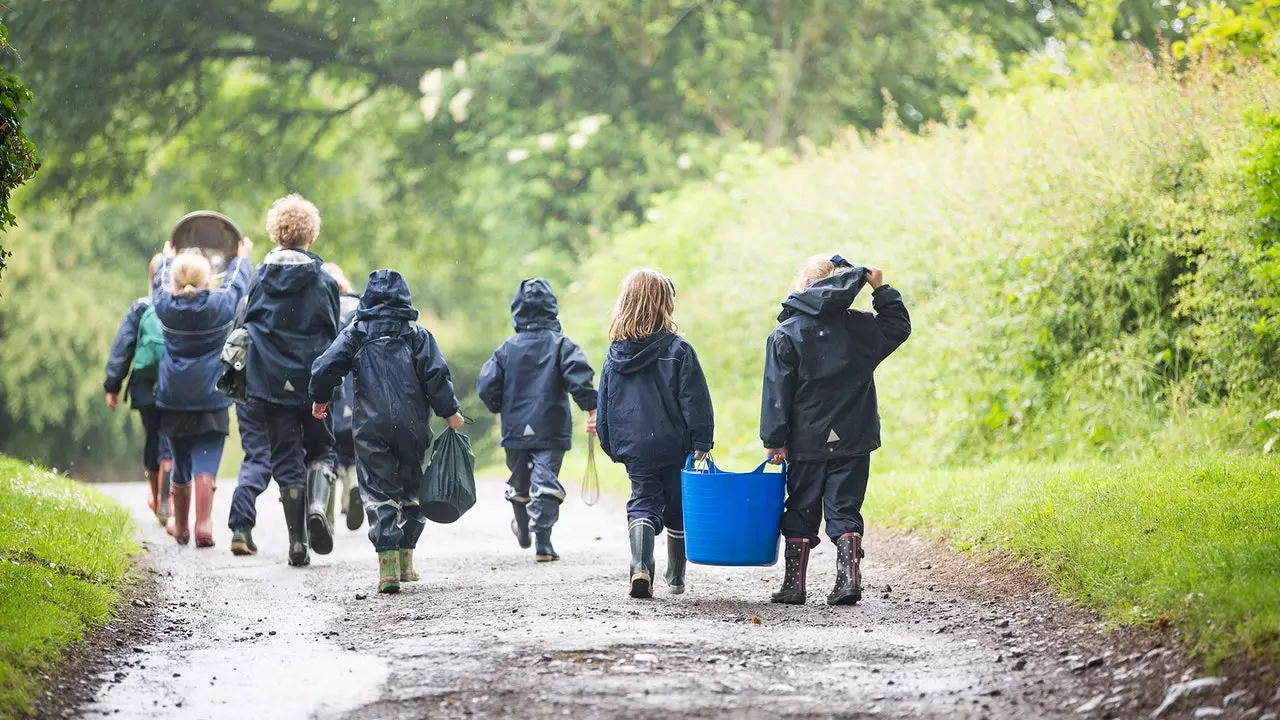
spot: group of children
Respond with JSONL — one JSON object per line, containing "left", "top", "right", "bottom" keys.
{"left": 108, "top": 195, "right": 911, "bottom": 602}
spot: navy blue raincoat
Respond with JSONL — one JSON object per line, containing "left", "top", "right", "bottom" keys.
{"left": 242, "top": 248, "right": 340, "bottom": 406}
{"left": 476, "top": 279, "right": 597, "bottom": 451}
{"left": 596, "top": 331, "right": 714, "bottom": 468}
{"left": 759, "top": 269, "right": 911, "bottom": 461}
{"left": 310, "top": 270, "right": 461, "bottom": 458}
{"left": 104, "top": 297, "right": 159, "bottom": 408}
{"left": 151, "top": 256, "right": 252, "bottom": 412}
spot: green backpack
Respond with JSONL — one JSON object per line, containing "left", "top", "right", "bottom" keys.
{"left": 132, "top": 304, "right": 165, "bottom": 380}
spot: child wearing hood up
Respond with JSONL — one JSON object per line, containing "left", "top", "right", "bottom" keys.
{"left": 594, "top": 269, "right": 714, "bottom": 599}
{"left": 477, "top": 278, "right": 598, "bottom": 562}
{"left": 760, "top": 255, "right": 911, "bottom": 606}
{"left": 310, "top": 269, "right": 465, "bottom": 594}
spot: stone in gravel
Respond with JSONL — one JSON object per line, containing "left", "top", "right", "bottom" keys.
{"left": 919, "top": 562, "right": 932, "bottom": 570}
{"left": 1192, "top": 709, "right": 1224, "bottom": 718}
{"left": 132, "top": 599, "right": 146, "bottom": 609}
{"left": 1259, "top": 714, "right": 1277, "bottom": 720}
{"left": 1223, "top": 691, "right": 1251, "bottom": 706}
{"left": 633, "top": 653, "right": 658, "bottom": 664}
{"left": 354, "top": 593, "right": 368, "bottom": 600}
{"left": 767, "top": 684, "right": 796, "bottom": 694}
{"left": 884, "top": 585, "right": 892, "bottom": 592}
{"left": 1076, "top": 693, "right": 1105, "bottom": 713}
{"left": 1152, "top": 677, "right": 1226, "bottom": 718}
{"left": 1012, "top": 659, "right": 1027, "bottom": 671}
{"left": 1086, "top": 656, "right": 1104, "bottom": 668}
{"left": 995, "top": 619, "right": 1010, "bottom": 628}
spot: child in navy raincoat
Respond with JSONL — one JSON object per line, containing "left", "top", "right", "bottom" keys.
{"left": 477, "top": 279, "right": 597, "bottom": 563}
{"left": 310, "top": 270, "right": 465, "bottom": 594}
{"left": 595, "top": 269, "right": 714, "bottom": 599}
{"left": 104, "top": 253, "right": 172, "bottom": 524}
{"left": 152, "top": 238, "right": 253, "bottom": 547}
{"left": 241, "top": 194, "right": 341, "bottom": 567}
{"left": 760, "top": 255, "right": 911, "bottom": 606}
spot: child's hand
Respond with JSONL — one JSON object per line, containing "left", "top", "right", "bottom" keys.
{"left": 447, "top": 413, "right": 465, "bottom": 431}
{"left": 865, "top": 266, "right": 884, "bottom": 289}
{"left": 312, "top": 402, "right": 328, "bottom": 420}
{"left": 766, "top": 447, "right": 788, "bottom": 465}
{"left": 585, "top": 409, "right": 597, "bottom": 436}
{"left": 693, "top": 450, "right": 709, "bottom": 463}
{"left": 105, "top": 393, "right": 119, "bottom": 410}
{"left": 238, "top": 236, "right": 254, "bottom": 258}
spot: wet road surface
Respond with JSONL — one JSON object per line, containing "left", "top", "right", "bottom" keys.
{"left": 75, "top": 479, "right": 1269, "bottom": 719}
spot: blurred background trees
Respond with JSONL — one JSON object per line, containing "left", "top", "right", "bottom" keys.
{"left": 3, "top": 0, "right": 1275, "bottom": 478}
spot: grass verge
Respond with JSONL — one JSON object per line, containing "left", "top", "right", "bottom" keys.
{"left": 0, "top": 456, "right": 135, "bottom": 718}
{"left": 869, "top": 451, "right": 1280, "bottom": 666}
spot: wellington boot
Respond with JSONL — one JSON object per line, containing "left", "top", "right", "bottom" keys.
{"left": 193, "top": 474, "right": 216, "bottom": 548}
{"left": 344, "top": 468, "right": 363, "bottom": 531}
{"left": 826, "top": 532, "right": 863, "bottom": 606}
{"left": 664, "top": 530, "right": 687, "bottom": 595}
{"left": 230, "top": 528, "right": 258, "bottom": 556}
{"left": 628, "top": 519, "right": 656, "bottom": 599}
{"left": 281, "top": 486, "right": 310, "bottom": 567}
{"left": 511, "top": 501, "right": 532, "bottom": 549}
{"left": 378, "top": 550, "right": 401, "bottom": 593}
{"left": 399, "top": 549, "right": 420, "bottom": 582}
{"left": 171, "top": 484, "right": 192, "bottom": 546}
{"left": 305, "top": 464, "right": 335, "bottom": 555}
{"left": 534, "top": 530, "right": 559, "bottom": 562}
{"left": 771, "top": 538, "right": 810, "bottom": 605}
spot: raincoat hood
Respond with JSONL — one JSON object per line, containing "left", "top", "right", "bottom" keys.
{"left": 779, "top": 268, "right": 868, "bottom": 322}
{"left": 511, "top": 278, "right": 561, "bottom": 332}
{"left": 607, "top": 331, "right": 675, "bottom": 374}
{"left": 259, "top": 248, "right": 325, "bottom": 296}
{"left": 357, "top": 269, "right": 419, "bottom": 322}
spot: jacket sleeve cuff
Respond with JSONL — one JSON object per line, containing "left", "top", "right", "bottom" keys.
{"left": 872, "top": 284, "right": 893, "bottom": 295}
{"left": 577, "top": 396, "right": 599, "bottom": 412}
{"left": 763, "top": 441, "right": 785, "bottom": 450}
{"left": 693, "top": 441, "right": 713, "bottom": 453}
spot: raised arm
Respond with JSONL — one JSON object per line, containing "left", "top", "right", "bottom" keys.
{"left": 871, "top": 284, "right": 911, "bottom": 360}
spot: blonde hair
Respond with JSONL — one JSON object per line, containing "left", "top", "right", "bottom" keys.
{"left": 171, "top": 250, "right": 213, "bottom": 297}
{"left": 608, "top": 268, "right": 678, "bottom": 341}
{"left": 266, "top": 194, "right": 321, "bottom": 250}
{"left": 322, "top": 262, "right": 354, "bottom": 293}
{"left": 791, "top": 254, "right": 859, "bottom": 292}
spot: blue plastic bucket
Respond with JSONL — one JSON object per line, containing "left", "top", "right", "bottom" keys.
{"left": 680, "top": 455, "right": 785, "bottom": 567}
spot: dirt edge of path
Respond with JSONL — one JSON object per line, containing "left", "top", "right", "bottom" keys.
{"left": 875, "top": 525, "right": 1280, "bottom": 718}
{"left": 27, "top": 542, "right": 164, "bottom": 720}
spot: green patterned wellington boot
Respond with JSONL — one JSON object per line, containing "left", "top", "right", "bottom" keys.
{"left": 378, "top": 550, "right": 401, "bottom": 594}
{"left": 399, "top": 550, "right": 420, "bottom": 582}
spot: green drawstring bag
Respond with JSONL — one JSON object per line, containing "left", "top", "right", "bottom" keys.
{"left": 420, "top": 428, "right": 477, "bottom": 523}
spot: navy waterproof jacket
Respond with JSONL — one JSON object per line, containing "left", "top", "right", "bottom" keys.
{"left": 151, "top": 256, "right": 252, "bottom": 412}
{"left": 243, "top": 248, "right": 340, "bottom": 407}
{"left": 476, "top": 279, "right": 597, "bottom": 451}
{"left": 310, "top": 270, "right": 461, "bottom": 457}
{"left": 104, "top": 297, "right": 159, "bottom": 408}
{"left": 760, "top": 269, "right": 911, "bottom": 461}
{"left": 331, "top": 292, "right": 361, "bottom": 434}
{"left": 597, "top": 331, "right": 714, "bottom": 468}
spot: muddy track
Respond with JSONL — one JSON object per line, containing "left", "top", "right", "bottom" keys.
{"left": 55, "top": 479, "right": 1277, "bottom": 720}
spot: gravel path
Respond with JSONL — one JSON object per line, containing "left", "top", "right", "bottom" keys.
{"left": 55, "top": 479, "right": 1275, "bottom": 720}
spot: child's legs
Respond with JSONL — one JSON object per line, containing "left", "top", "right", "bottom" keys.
{"left": 527, "top": 450, "right": 566, "bottom": 532}
{"left": 781, "top": 460, "right": 825, "bottom": 546}
{"left": 230, "top": 401, "right": 272, "bottom": 530}
{"left": 625, "top": 463, "right": 672, "bottom": 535}
{"left": 504, "top": 450, "right": 533, "bottom": 503}
{"left": 138, "top": 406, "right": 162, "bottom": 472}
{"left": 397, "top": 452, "right": 427, "bottom": 550}
{"left": 169, "top": 435, "right": 195, "bottom": 487}
{"left": 263, "top": 403, "right": 307, "bottom": 489}
{"left": 357, "top": 439, "right": 404, "bottom": 552}
{"left": 300, "top": 411, "right": 337, "bottom": 470}
{"left": 822, "top": 454, "right": 869, "bottom": 542}
{"left": 335, "top": 429, "right": 357, "bottom": 471}
{"left": 188, "top": 432, "right": 226, "bottom": 478}
{"left": 660, "top": 464, "right": 684, "bottom": 534}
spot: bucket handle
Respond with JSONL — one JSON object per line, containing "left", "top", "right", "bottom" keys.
{"left": 683, "top": 453, "right": 721, "bottom": 473}
{"left": 751, "top": 459, "right": 788, "bottom": 476}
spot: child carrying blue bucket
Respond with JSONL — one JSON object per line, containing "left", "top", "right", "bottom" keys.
{"left": 760, "top": 256, "right": 911, "bottom": 606}
{"left": 592, "top": 269, "right": 715, "bottom": 599}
